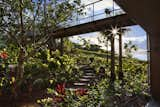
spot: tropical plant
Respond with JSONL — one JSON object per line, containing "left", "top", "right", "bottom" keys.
{"left": 99, "top": 31, "right": 110, "bottom": 64}
{"left": 78, "top": 37, "right": 91, "bottom": 50}
{"left": 124, "top": 41, "right": 138, "bottom": 58}
{"left": 0, "top": 0, "right": 82, "bottom": 80}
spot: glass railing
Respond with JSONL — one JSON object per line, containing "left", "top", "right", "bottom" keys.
{"left": 57, "top": 0, "right": 125, "bottom": 28}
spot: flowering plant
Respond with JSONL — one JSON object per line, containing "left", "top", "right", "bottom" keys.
{"left": 55, "top": 83, "right": 66, "bottom": 95}
{"left": 0, "top": 51, "right": 8, "bottom": 64}
{"left": 0, "top": 50, "right": 9, "bottom": 73}
{"left": 37, "top": 97, "right": 53, "bottom": 107}
{"left": 0, "top": 51, "right": 8, "bottom": 60}
{"left": 75, "top": 88, "right": 88, "bottom": 96}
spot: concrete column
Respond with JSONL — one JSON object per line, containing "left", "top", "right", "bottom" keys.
{"left": 150, "top": 32, "right": 160, "bottom": 102}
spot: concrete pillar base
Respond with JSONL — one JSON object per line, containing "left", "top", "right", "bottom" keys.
{"left": 146, "top": 99, "right": 160, "bottom": 107}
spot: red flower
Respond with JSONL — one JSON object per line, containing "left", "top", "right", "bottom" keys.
{"left": 75, "top": 88, "right": 88, "bottom": 96}
{"left": 55, "top": 83, "right": 66, "bottom": 95}
{"left": 0, "top": 52, "right": 8, "bottom": 59}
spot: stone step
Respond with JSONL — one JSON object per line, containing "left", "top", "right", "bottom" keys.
{"left": 73, "top": 82, "right": 88, "bottom": 86}
{"left": 65, "top": 88, "right": 77, "bottom": 91}
{"left": 79, "top": 78, "right": 91, "bottom": 82}
{"left": 80, "top": 67, "right": 94, "bottom": 71}
{"left": 84, "top": 70, "right": 95, "bottom": 73}
{"left": 71, "top": 85, "right": 88, "bottom": 89}
{"left": 84, "top": 73, "right": 95, "bottom": 76}
{"left": 66, "top": 84, "right": 88, "bottom": 89}
{"left": 73, "top": 82, "right": 91, "bottom": 88}
{"left": 65, "top": 87, "right": 88, "bottom": 91}
{"left": 82, "top": 75, "right": 95, "bottom": 79}
{"left": 84, "top": 69, "right": 94, "bottom": 71}
{"left": 66, "top": 66, "right": 96, "bottom": 90}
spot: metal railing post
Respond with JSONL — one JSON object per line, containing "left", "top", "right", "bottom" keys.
{"left": 113, "top": 0, "right": 115, "bottom": 16}
{"left": 76, "top": 9, "right": 79, "bottom": 25}
{"left": 93, "top": 3, "right": 94, "bottom": 21}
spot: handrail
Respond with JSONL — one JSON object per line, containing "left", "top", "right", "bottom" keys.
{"left": 77, "top": 9, "right": 123, "bottom": 22}
{"left": 76, "top": 0, "right": 103, "bottom": 10}
{"left": 57, "top": 0, "right": 125, "bottom": 28}
{"left": 58, "top": 9, "right": 125, "bottom": 27}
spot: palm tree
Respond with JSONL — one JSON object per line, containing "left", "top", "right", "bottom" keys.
{"left": 100, "top": 27, "right": 116, "bottom": 84}
{"left": 124, "top": 41, "right": 138, "bottom": 58}
{"left": 106, "top": 37, "right": 109, "bottom": 63}
{"left": 110, "top": 32, "right": 116, "bottom": 84}
{"left": 99, "top": 30, "right": 110, "bottom": 64}
{"left": 102, "top": 8, "right": 111, "bottom": 64}
{"left": 98, "top": 8, "right": 118, "bottom": 85}
{"left": 118, "top": 28, "right": 130, "bottom": 82}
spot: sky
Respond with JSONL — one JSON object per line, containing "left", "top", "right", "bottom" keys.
{"left": 69, "top": 0, "right": 148, "bottom": 61}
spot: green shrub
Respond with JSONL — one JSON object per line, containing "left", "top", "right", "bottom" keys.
{"left": 33, "top": 78, "right": 46, "bottom": 90}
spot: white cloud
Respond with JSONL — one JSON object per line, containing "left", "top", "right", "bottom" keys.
{"left": 133, "top": 48, "right": 147, "bottom": 55}
{"left": 123, "top": 36, "right": 146, "bottom": 43}
{"left": 69, "top": 36, "right": 80, "bottom": 43}
{"left": 132, "top": 48, "right": 147, "bottom": 61}
{"left": 70, "top": 31, "right": 147, "bottom": 60}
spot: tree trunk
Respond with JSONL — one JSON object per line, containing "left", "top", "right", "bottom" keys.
{"left": 118, "top": 34, "right": 124, "bottom": 82}
{"left": 106, "top": 38, "right": 109, "bottom": 64}
{"left": 17, "top": 49, "right": 25, "bottom": 79}
{"left": 18, "top": 0, "right": 25, "bottom": 79}
{"left": 110, "top": 34, "right": 116, "bottom": 84}
{"left": 60, "top": 37, "right": 64, "bottom": 56}
{"left": 48, "top": 38, "right": 57, "bottom": 52}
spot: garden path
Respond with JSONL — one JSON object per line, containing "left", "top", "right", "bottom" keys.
{"left": 66, "top": 64, "right": 97, "bottom": 90}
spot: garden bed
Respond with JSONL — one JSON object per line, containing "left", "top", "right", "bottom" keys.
{"left": 0, "top": 90, "right": 48, "bottom": 107}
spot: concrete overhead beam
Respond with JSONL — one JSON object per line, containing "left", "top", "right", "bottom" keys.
{"left": 50, "top": 14, "right": 136, "bottom": 38}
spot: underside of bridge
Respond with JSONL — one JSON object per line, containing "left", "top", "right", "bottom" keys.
{"left": 115, "top": 0, "right": 160, "bottom": 103}
{"left": 51, "top": 14, "right": 135, "bottom": 38}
